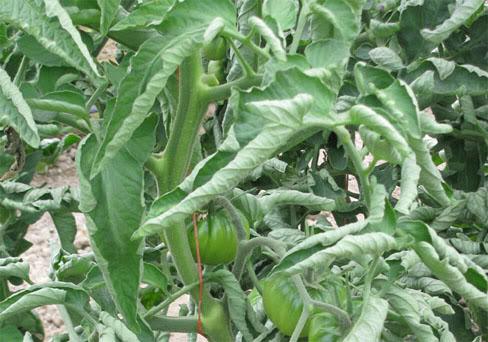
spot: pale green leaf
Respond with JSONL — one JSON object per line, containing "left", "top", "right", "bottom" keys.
{"left": 409, "top": 137, "right": 450, "bottom": 206}
{"left": 0, "top": 258, "right": 30, "bottom": 281}
{"left": 157, "top": 0, "right": 236, "bottom": 37}
{"left": 369, "top": 19, "right": 400, "bottom": 38}
{"left": 111, "top": 0, "right": 174, "bottom": 31}
{"left": 249, "top": 16, "right": 286, "bottom": 61}
{"left": 0, "top": 67, "right": 39, "bottom": 148}
{"left": 77, "top": 115, "right": 157, "bottom": 333}
{"left": 421, "top": 0, "right": 484, "bottom": 44}
{"left": 97, "top": 0, "right": 121, "bottom": 36}
{"left": 369, "top": 47, "right": 404, "bottom": 71}
{"left": 396, "top": 155, "right": 421, "bottom": 214}
{"left": 415, "top": 242, "right": 488, "bottom": 311}
{"left": 368, "top": 182, "right": 387, "bottom": 223}
{"left": 43, "top": 0, "right": 100, "bottom": 79}
{"left": 0, "top": 282, "right": 88, "bottom": 321}
{"left": 349, "top": 105, "right": 412, "bottom": 159}
{"left": 419, "top": 112, "right": 453, "bottom": 134}
{"left": 359, "top": 126, "right": 402, "bottom": 164}
{"left": 285, "top": 232, "right": 397, "bottom": 274}
{"left": 354, "top": 63, "right": 421, "bottom": 138}
{"left": 26, "top": 90, "right": 88, "bottom": 120}
{"left": 259, "top": 190, "right": 335, "bottom": 212}
{"left": 203, "top": 17, "right": 226, "bottom": 45}
{"left": 262, "top": 0, "right": 298, "bottom": 30}
{"left": 310, "top": 0, "right": 363, "bottom": 42}
{"left": 343, "top": 296, "right": 388, "bottom": 342}
{"left": 207, "top": 270, "right": 254, "bottom": 342}
{"left": 382, "top": 283, "right": 438, "bottom": 341}
{"left": 425, "top": 57, "right": 456, "bottom": 80}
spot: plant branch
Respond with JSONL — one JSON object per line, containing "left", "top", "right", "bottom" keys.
{"left": 221, "top": 29, "right": 271, "bottom": 60}
{"left": 147, "top": 316, "right": 199, "bottom": 333}
{"left": 145, "top": 282, "right": 200, "bottom": 318}
{"left": 232, "top": 237, "right": 286, "bottom": 279}
{"left": 201, "top": 74, "right": 262, "bottom": 103}
{"left": 215, "top": 196, "right": 247, "bottom": 241}
{"left": 334, "top": 126, "right": 371, "bottom": 207}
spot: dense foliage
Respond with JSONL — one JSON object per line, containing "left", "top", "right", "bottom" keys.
{"left": 0, "top": 0, "right": 487, "bottom": 341}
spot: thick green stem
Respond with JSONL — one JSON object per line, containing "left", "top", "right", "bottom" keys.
{"left": 151, "top": 53, "right": 233, "bottom": 342}
{"left": 156, "top": 54, "right": 206, "bottom": 191}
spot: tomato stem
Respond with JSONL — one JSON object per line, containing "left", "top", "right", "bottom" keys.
{"left": 233, "top": 237, "right": 286, "bottom": 280}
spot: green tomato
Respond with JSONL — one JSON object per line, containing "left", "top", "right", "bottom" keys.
{"left": 187, "top": 210, "right": 250, "bottom": 265}
{"left": 202, "top": 37, "right": 227, "bottom": 61}
{"left": 308, "top": 313, "right": 341, "bottom": 342}
{"left": 262, "top": 275, "right": 328, "bottom": 337}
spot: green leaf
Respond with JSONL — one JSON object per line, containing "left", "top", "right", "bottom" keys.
{"left": 359, "top": 126, "right": 402, "bottom": 164}
{"left": 395, "top": 155, "right": 421, "bottom": 214}
{"left": 354, "top": 63, "right": 422, "bottom": 139}
{"left": 258, "top": 190, "right": 335, "bottom": 212}
{"left": 381, "top": 283, "right": 438, "bottom": 341}
{"left": 415, "top": 242, "right": 488, "bottom": 311}
{"left": 50, "top": 211, "right": 77, "bottom": 254}
{"left": 111, "top": 0, "right": 173, "bottom": 31}
{"left": 142, "top": 263, "right": 168, "bottom": 292}
{"left": 369, "top": 19, "right": 400, "bottom": 38}
{"left": 368, "top": 47, "right": 404, "bottom": 71}
{"left": 284, "top": 232, "right": 398, "bottom": 274}
{"left": 419, "top": 112, "right": 452, "bottom": 134}
{"left": 26, "top": 90, "right": 88, "bottom": 120}
{"left": 77, "top": 115, "right": 157, "bottom": 334}
{"left": 97, "top": 0, "right": 121, "bottom": 36}
{"left": 368, "top": 182, "right": 387, "bottom": 224}
{"left": 17, "top": 34, "right": 67, "bottom": 67}
{"left": 0, "top": 258, "right": 30, "bottom": 281}
{"left": 409, "top": 137, "right": 450, "bottom": 206}
{"left": 273, "top": 220, "right": 367, "bottom": 274}
{"left": 0, "top": 282, "right": 88, "bottom": 321}
{"left": 0, "top": 67, "right": 39, "bottom": 148}
{"left": 349, "top": 105, "right": 412, "bottom": 159}
{"left": 343, "top": 296, "right": 388, "bottom": 342}
{"left": 0, "top": 326, "right": 23, "bottom": 342}
{"left": 262, "top": 0, "right": 298, "bottom": 30}
{"left": 421, "top": 0, "right": 485, "bottom": 44}
{"left": 310, "top": 0, "right": 363, "bottom": 42}
{"left": 0, "top": 0, "right": 100, "bottom": 82}
{"left": 156, "top": 0, "right": 236, "bottom": 37}
{"left": 249, "top": 16, "right": 286, "bottom": 61}
{"left": 207, "top": 270, "right": 253, "bottom": 342}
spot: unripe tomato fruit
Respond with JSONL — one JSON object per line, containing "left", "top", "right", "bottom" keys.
{"left": 262, "top": 275, "right": 328, "bottom": 337}
{"left": 203, "top": 37, "right": 227, "bottom": 61}
{"left": 187, "top": 210, "right": 250, "bottom": 265}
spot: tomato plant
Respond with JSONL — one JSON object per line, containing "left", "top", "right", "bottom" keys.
{"left": 0, "top": 0, "right": 487, "bottom": 341}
